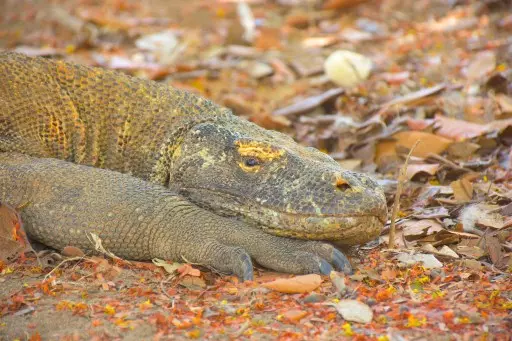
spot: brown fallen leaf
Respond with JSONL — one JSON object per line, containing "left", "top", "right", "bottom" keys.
{"left": 0, "top": 237, "right": 23, "bottom": 264}
{"left": 62, "top": 246, "right": 85, "bottom": 257}
{"left": 447, "top": 141, "right": 480, "bottom": 159}
{"left": 272, "top": 88, "right": 344, "bottom": 116}
{"left": 451, "top": 178, "right": 473, "bottom": 203}
{"left": 466, "top": 51, "right": 496, "bottom": 82}
{"left": 376, "top": 131, "right": 452, "bottom": 162}
{"left": 481, "top": 233, "right": 505, "bottom": 268}
{"left": 282, "top": 309, "right": 308, "bottom": 322}
{"left": 262, "top": 274, "right": 322, "bottom": 294}
{"left": 458, "top": 259, "right": 484, "bottom": 270}
{"left": 433, "top": 115, "right": 488, "bottom": 140}
{"left": 251, "top": 112, "right": 291, "bottom": 130}
{"left": 337, "top": 159, "right": 362, "bottom": 171}
{"left": 177, "top": 263, "right": 201, "bottom": 277}
{"left": 0, "top": 203, "right": 32, "bottom": 263}
{"left": 494, "top": 94, "right": 512, "bottom": 114}
{"left": 401, "top": 219, "right": 444, "bottom": 242}
{"left": 378, "top": 84, "right": 446, "bottom": 116}
{"left": 323, "top": 0, "right": 367, "bottom": 10}
{"left": 95, "top": 258, "right": 122, "bottom": 281}
{"left": 405, "top": 163, "right": 440, "bottom": 180}
{"left": 285, "top": 13, "right": 310, "bottom": 29}
{"left": 179, "top": 275, "right": 206, "bottom": 290}
{"left": 329, "top": 271, "right": 346, "bottom": 294}
{"left": 380, "top": 268, "right": 397, "bottom": 281}
{"left": 254, "top": 27, "right": 281, "bottom": 50}
{"left": 455, "top": 245, "right": 486, "bottom": 259}
{"left": 329, "top": 299, "right": 373, "bottom": 324}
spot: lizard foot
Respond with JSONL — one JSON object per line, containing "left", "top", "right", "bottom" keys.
{"left": 210, "top": 222, "right": 353, "bottom": 278}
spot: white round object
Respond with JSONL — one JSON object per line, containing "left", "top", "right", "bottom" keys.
{"left": 324, "top": 50, "right": 372, "bottom": 87}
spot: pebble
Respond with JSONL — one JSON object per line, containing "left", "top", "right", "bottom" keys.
{"left": 303, "top": 293, "right": 326, "bottom": 303}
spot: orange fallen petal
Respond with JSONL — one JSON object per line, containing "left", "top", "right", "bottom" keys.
{"left": 261, "top": 274, "right": 322, "bottom": 294}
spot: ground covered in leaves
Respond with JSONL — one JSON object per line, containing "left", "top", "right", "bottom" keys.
{"left": 1, "top": 0, "right": 511, "bottom": 339}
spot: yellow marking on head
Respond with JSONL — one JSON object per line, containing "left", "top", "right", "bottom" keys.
{"left": 238, "top": 161, "right": 260, "bottom": 173}
{"left": 235, "top": 140, "right": 285, "bottom": 161}
{"left": 199, "top": 148, "right": 217, "bottom": 168}
{"left": 235, "top": 140, "right": 285, "bottom": 173}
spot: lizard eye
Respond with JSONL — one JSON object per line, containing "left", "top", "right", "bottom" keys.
{"left": 244, "top": 157, "right": 261, "bottom": 167}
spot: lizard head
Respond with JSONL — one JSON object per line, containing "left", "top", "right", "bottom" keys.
{"left": 169, "top": 119, "right": 387, "bottom": 244}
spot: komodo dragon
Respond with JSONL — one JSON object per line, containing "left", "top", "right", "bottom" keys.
{"left": 0, "top": 52, "right": 387, "bottom": 279}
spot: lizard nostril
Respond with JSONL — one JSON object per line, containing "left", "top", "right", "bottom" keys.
{"left": 335, "top": 175, "right": 351, "bottom": 191}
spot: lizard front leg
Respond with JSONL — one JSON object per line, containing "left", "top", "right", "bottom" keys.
{"left": 0, "top": 153, "right": 350, "bottom": 280}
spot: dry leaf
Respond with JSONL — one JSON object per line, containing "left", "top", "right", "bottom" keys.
{"left": 466, "top": 51, "right": 496, "bottom": 81}
{"left": 437, "top": 245, "right": 459, "bottom": 258}
{"left": 102, "top": 265, "right": 122, "bottom": 281}
{"left": 451, "top": 178, "right": 473, "bottom": 203}
{"left": 329, "top": 300, "right": 373, "bottom": 324}
{"left": 380, "top": 268, "right": 397, "bottom": 281}
{"left": 323, "top": 0, "right": 367, "bottom": 10}
{"left": 254, "top": 27, "right": 281, "bottom": 50}
{"left": 396, "top": 253, "right": 443, "bottom": 268}
{"left": 379, "top": 84, "right": 446, "bottom": 113}
{"left": 177, "top": 263, "right": 201, "bottom": 277}
{"left": 401, "top": 219, "right": 444, "bottom": 241}
{"left": 262, "top": 274, "right": 322, "bottom": 294}
{"left": 495, "top": 94, "right": 512, "bottom": 114}
{"left": 447, "top": 141, "right": 480, "bottom": 158}
{"left": 179, "top": 275, "right": 206, "bottom": 290}
{"left": 285, "top": 13, "right": 310, "bottom": 29}
{"left": 455, "top": 245, "right": 485, "bottom": 259}
{"left": 458, "top": 259, "right": 484, "bottom": 270}
{"left": 433, "top": 115, "right": 488, "bottom": 140}
{"left": 337, "top": 159, "right": 362, "bottom": 170}
{"left": 329, "top": 271, "right": 346, "bottom": 294}
{"left": 152, "top": 258, "right": 182, "bottom": 274}
{"left": 0, "top": 203, "right": 28, "bottom": 263}
{"left": 282, "top": 309, "right": 308, "bottom": 322}
{"left": 376, "top": 131, "right": 452, "bottom": 162}
{"left": 482, "top": 234, "right": 505, "bottom": 268}
{"left": 62, "top": 246, "right": 85, "bottom": 257}
{"left": 405, "top": 163, "right": 440, "bottom": 180}
{"left": 273, "top": 88, "right": 344, "bottom": 116}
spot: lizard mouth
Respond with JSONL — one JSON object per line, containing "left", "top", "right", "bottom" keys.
{"left": 181, "top": 187, "right": 387, "bottom": 244}
{"left": 245, "top": 205, "right": 385, "bottom": 244}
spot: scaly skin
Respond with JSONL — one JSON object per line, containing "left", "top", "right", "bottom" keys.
{"left": 0, "top": 153, "right": 351, "bottom": 279}
{"left": 0, "top": 52, "right": 387, "bottom": 277}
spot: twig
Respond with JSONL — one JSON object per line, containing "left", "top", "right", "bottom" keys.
{"left": 160, "top": 274, "right": 177, "bottom": 300}
{"left": 43, "top": 256, "right": 86, "bottom": 280}
{"left": 427, "top": 153, "right": 471, "bottom": 172}
{"left": 388, "top": 140, "right": 420, "bottom": 249}
{"left": 231, "top": 320, "right": 251, "bottom": 338}
{"left": 87, "top": 232, "right": 132, "bottom": 265}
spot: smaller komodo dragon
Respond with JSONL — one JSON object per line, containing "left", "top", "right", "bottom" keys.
{"left": 0, "top": 52, "right": 387, "bottom": 280}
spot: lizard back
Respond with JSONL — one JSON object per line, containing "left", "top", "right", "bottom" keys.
{"left": 0, "top": 52, "right": 227, "bottom": 179}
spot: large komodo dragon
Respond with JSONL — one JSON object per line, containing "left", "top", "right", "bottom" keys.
{"left": 0, "top": 52, "right": 387, "bottom": 280}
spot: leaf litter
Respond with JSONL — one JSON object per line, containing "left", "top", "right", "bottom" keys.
{"left": 1, "top": 0, "right": 512, "bottom": 339}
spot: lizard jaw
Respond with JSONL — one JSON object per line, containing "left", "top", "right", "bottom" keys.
{"left": 181, "top": 187, "right": 387, "bottom": 244}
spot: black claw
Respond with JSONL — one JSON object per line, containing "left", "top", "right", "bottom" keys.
{"left": 319, "top": 259, "right": 333, "bottom": 275}
{"left": 240, "top": 254, "right": 254, "bottom": 281}
{"left": 333, "top": 249, "right": 353, "bottom": 274}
